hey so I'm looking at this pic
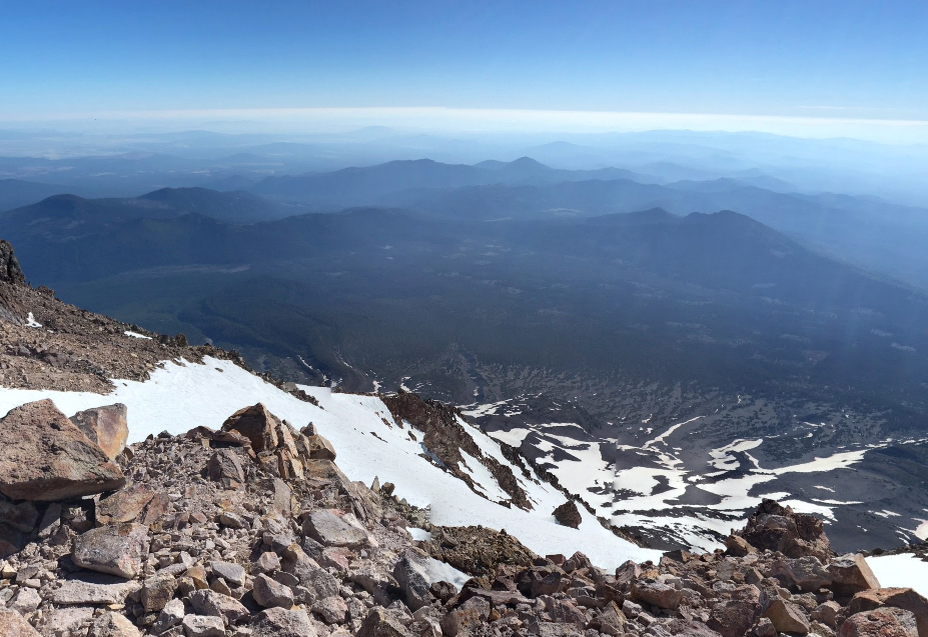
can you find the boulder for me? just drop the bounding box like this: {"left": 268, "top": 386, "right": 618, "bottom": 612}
{"left": 724, "top": 534, "right": 756, "bottom": 557}
{"left": 0, "top": 399, "right": 126, "bottom": 501}
{"left": 87, "top": 611, "right": 141, "bottom": 637}
{"left": 763, "top": 598, "right": 811, "bottom": 635}
{"left": 314, "top": 595, "right": 349, "bottom": 624}
{"left": 845, "top": 588, "right": 928, "bottom": 637}
{"left": 253, "top": 572, "right": 295, "bottom": 608}
{"left": 393, "top": 548, "right": 432, "bottom": 611}
{"left": 552, "top": 500, "right": 582, "bottom": 529}
{"left": 36, "top": 607, "right": 95, "bottom": 636}
{"left": 52, "top": 573, "right": 143, "bottom": 604}
{"left": 0, "top": 497, "right": 38, "bottom": 532}
{"left": 739, "top": 499, "right": 831, "bottom": 560}
{"left": 303, "top": 509, "right": 370, "bottom": 548}
{"left": 141, "top": 572, "right": 177, "bottom": 612}
{"left": 188, "top": 589, "right": 250, "bottom": 625}
{"left": 630, "top": 580, "right": 684, "bottom": 610}
{"left": 252, "top": 607, "right": 319, "bottom": 637}
{"left": 768, "top": 556, "right": 832, "bottom": 592}
{"left": 206, "top": 449, "right": 246, "bottom": 489}
{"left": 181, "top": 614, "right": 225, "bottom": 637}
{"left": 0, "top": 607, "right": 41, "bottom": 637}
{"left": 707, "top": 598, "right": 762, "bottom": 637}
{"left": 829, "top": 553, "right": 881, "bottom": 597}
{"left": 72, "top": 523, "right": 148, "bottom": 579}
{"left": 839, "top": 607, "right": 919, "bottom": 637}
{"left": 70, "top": 404, "right": 129, "bottom": 461}
{"left": 152, "top": 598, "right": 185, "bottom": 634}
{"left": 300, "top": 430, "right": 337, "bottom": 460}
{"left": 210, "top": 561, "right": 246, "bottom": 587}
{"left": 359, "top": 607, "right": 413, "bottom": 637}
{"left": 96, "top": 483, "right": 154, "bottom": 525}
{"left": 221, "top": 403, "right": 280, "bottom": 453}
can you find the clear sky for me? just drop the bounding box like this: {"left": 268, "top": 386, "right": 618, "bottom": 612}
{"left": 1, "top": 1, "right": 926, "bottom": 130}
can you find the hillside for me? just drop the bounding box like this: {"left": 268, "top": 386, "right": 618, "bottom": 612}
{"left": 2, "top": 238, "right": 928, "bottom": 636}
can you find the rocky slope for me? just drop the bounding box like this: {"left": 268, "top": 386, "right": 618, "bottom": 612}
{"left": 1, "top": 240, "right": 928, "bottom": 636}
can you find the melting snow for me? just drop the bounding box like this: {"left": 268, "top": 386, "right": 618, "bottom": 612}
{"left": 124, "top": 331, "right": 152, "bottom": 340}
{"left": 26, "top": 312, "right": 41, "bottom": 328}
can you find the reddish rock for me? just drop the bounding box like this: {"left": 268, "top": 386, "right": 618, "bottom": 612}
{"left": 0, "top": 399, "right": 125, "bottom": 501}
{"left": 69, "top": 403, "right": 128, "bottom": 460}
{"left": 0, "top": 607, "right": 41, "bottom": 636}
{"left": 763, "top": 598, "right": 811, "bottom": 635}
{"left": 845, "top": 588, "right": 928, "bottom": 637}
{"left": 829, "top": 553, "right": 881, "bottom": 597}
{"left": 221, "top": 403, "right": 280, "bottom": 453}
{"left": 839, "top": 607, "right": 919, "bottom": 637}
{"left": 96, "top": 483, "right": 154, "bottom": 525}
{"left": 739, "top": 499, "right": 831, "bottom": 560}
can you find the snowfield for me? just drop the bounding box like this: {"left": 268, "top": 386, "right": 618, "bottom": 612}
{"left": 867, "top": 554, "right": 928, "bottom": 598}
{"left": 0, "top": 356, "right": 660, "bottom": 569}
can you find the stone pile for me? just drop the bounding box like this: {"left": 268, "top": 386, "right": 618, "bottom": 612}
{"left": 1, "top": 395, "right": 927, "bottom": 637}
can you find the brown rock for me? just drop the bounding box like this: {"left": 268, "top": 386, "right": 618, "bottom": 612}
{"left": 725, "top": 534, "right": 756, "bottom": 557}
{"left": 829, "top": 554, "right": 881, "bottom": 597}
{"left": 96, "top": 483, "right": 154, "bottom": 525}
{"left": 0, "top": 399, "right": 126, "bottom": 500}
{"left": 552, "top": 500, "right": 582, "bottom": 529}
{"left": 845, "top": 588, "right": 928, "bottom": 637}
{"left": 813, "top": 601, "right": 842, "bottom": 628}
{"left": 70, "top": 404, "right": 129, "bottom": 461}
{"left": 0, "top": 607, "right": 41, "bottom": 637}
{"left": 839, "top": 607, "right": 919, "bottom": 637}
{"left": 299, "top": 428, "right": 337, "bottom": 460}
{"left": 252, "top": 607, "right": 319, "bottom": 637}
{"left": 763, "top": 598, "right": 811, "bottom": 634}
{"left": 206, "top": 448, "right": 246, "bottom": 489}
{"left": 631, "top": 580, "right": 684, "bottom": 610}
{"left": 221, "top": 403, "right": 280, "bottom": 453}
{"left": 739, "top": 499, "right": 831, "bottom": 560}
{"left": 87, "top": 611, "right": 141, "bottom": 637}
{"left": 708, "top": 597, "right": 762, "bottom": 637}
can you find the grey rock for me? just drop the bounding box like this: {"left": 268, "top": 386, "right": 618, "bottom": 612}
{"left": 211, "top": 561, "right": 246, "bottom": 587}
{"left": 152, "top": 598, "right": 186, "bottom": 634}
{"left": 53, "top": 573, "right": 143, "bottom": 604}
{"left": 253, "top": 573, "right": 295, "bottom": 609}
{"left": 252, "top": 607, "right": 318, "bottom": 637}
{"left": 182, "top": 614, "right": 225, "bottom": 637}
{"left": 88, "top": 611, "right": 141, "bottom": 637}
{"left": 189, "top": 589, "right": 250, "bottom": 626}
{"left": 0, "top": 607, "right": 41, "bottom": 637}
{"left": 392, "top": 548, "right": 432, "bottom": 611}
{"left": 72, "top": 523, "right": 149, "bottom": 579}
{"left": 303, "top": 509, "right": 369, "bottom": 548}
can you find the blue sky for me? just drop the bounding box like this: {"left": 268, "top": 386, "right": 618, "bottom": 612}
{"left": 1, "top": 1, "right": 926, "bottom": 126}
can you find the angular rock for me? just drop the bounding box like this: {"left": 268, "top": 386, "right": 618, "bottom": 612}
{"left": 708, "top": 598, "right": 762, "bottom": 637}
{"left": 221, "top": 403, "right": 280, "bottom": 453}
{"left": 52, "top": 573, "right": 143, "bottom": 604}
{"left": 725, "top": 534, "right": 756, "bottom": 557}
{"left": 206, "top": 449, "right": 246, "bottom": 489}
{"left": 0, "top": 399, "right": 125, "bottom": 500}
{"left": 36, "top": 607, "right": 95, "bottom": 636}
{"left": 739, "top": 499, "right": 831, "bottom": 560}
{"left": 88, "top": 611, "right": 141, "bottom": 637}
{"left": 813, "top": 600, "right": 842, "bottom": 628}
{"left": 152, "top": 598, "right": 185, "bottom": 634}
{"left": 210, "top": 561, "right": 246, "bottom": 588}
{"left": 301, "top": 430, "right": 337, "bottom": 460}
{"left": 763, "top": 598, "right": 811, "bottom": 634}
{"left": 253, "top": 572, "right": 295, "bottom": 609}
{"left": 181, "top": 614, "right": 224, "bottom": 637}
{"left": 97, "top": 483, "right": 155, "bottom": 525}
{"left": 845, "top": 588, "right": 928, "bottom": 637}
{"left": 316, "top": 595, "right": 349, "bottom": 624}
{"left": 0, "top": 607, "right": 41, "bottom": 637}
{"left": 361, "top": 607, "right": 413, "bottom": 637}
{"left": 189, "top": 589, "right": 250, "bottom": 625}
{"left": 769, "top": 556, "right": 832, "bottom": 592}
{"left": 72, "top": 523, "right": 149, "bottom": 578}
{"left": 141, "top": 572, "right": 176, "bottom": 612}
{"left": 830, "top": 553, "right": 881, "bottom": 597}
{"left": 303, "top": 509, "right": 369, "bottom": 548}
{"left": 552, "top": 500, "right": 582, "bottom": 529}
{"left": 631, "top": 580, "right": 684, "bottom": 610}
{"left": 70, "top": 403, "right": 129, "bottom": 461}
{"left": 839, "top": 607, "right": 919, "bottom": 637}
{"left": 393, "top": 548, "right": 432, "bottom": 611}
{"left": 252, "top": 607, "right": 318, "bottom": 637}
{"left": 9, "top": 586, "right": 41, "bottom": 613}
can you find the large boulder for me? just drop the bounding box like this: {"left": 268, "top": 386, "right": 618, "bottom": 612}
{"left": 393, "top": 548, "right": 432, "bottom": 611}
{"left": 845, "top": 588, "right": 928, "bottom": 637}
{"left": 737, "top": 499, "right": 831, "bottom": 560}
{"left": 0, "top": 399, "right": 126, "bottom": 500}
{"left": 839, "top": 607, "right": 919, "bottom": 637}
{"left": 221, "top": 403, "right": 280, "bottom": 453}
{"left": 70, "top": 404, "right": 129, "bottom": 461}
{"left": 72, "top": 523, "right": 149, "bottom": 579}
{"left": 303, "top": 509, "right": 370, "bottom": 548}
{"left": 96, "top": 483, "right": 154, "bottom": 525}
{"left": 552, "top": 500, "right": 582, "bottom": 529}
{"left": 830, "top": 553, "right": 881, "bottom": 597}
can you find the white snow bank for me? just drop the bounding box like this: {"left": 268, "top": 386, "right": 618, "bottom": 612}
{"left": 867, "top": 554, "right": 928, "bottom": 598}
{"left": 0, "top": 357, "right": 660, "bottom": 569}
{"left": 124, "top": 331, "right": 152, "bottom": 340}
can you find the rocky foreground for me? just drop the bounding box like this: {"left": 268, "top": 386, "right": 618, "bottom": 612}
{"left": 0, "top": 392, "right": 926, "bottom": 637}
